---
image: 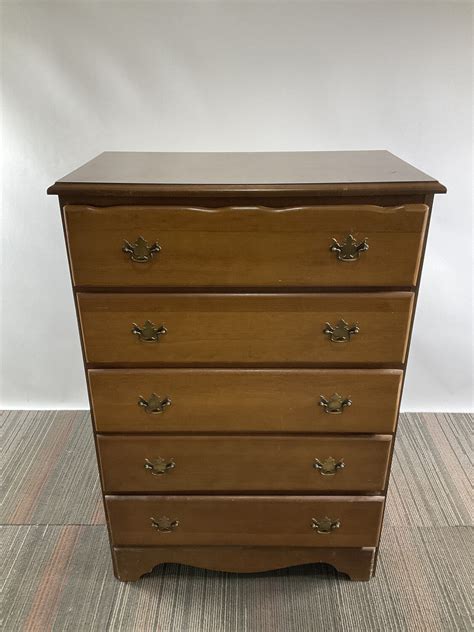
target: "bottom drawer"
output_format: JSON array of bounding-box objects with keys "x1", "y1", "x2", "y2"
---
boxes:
[{"x1": 106, "y1": 495, "x2": 384, "y2": 547}]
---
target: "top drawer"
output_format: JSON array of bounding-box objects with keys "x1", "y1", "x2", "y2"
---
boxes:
[{"x1": 63, "y1": 204, "x2": 428, "y2": 288}]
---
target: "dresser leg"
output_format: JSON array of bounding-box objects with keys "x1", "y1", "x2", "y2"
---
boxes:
[
  {"x1": 332, "y1": 547, "x2": 376, "y2": 581},
  {"x1": 112, "y1": 546, "x2": 376, "y2": 582},
  {"x1": 111, "y1": 547, "x2": 156, "y2": 582}
]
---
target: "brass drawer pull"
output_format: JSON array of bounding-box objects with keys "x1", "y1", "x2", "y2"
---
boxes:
[
  {"x1": 311, "y1": 517, "x2": 341, "y2": 534},
  {"x1": 319, "y1": 393, "x2": 352, "y2": 414},
  {"x1": 313, "y1": 457, "x2": 345, "y2": 476},
  {"x1": 132, "y1": 320, "x2": 167, "y2": 342},
  {"x1": 138, "y1": 393, "x2": 171, "y2": 414},
  {"x1": 144, "y1": 457, "x2": 176, "y2": 476},
  {"x1": 150, "y1": 516, "x2": 179, "y2": 532},
  {"x1": 122, "y1": 236, "x2": 161, "y2": 262},
  {"x1": 330, "y1": 234, "x2": 368, "y2": 261},
  {"x1": 323, "y1": 319, "x2": 359, "y2": 343}
]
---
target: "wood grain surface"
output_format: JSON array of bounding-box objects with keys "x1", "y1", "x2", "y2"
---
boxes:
[
  {"x1": 77, "y1": 292, "x2": 414, "y2": 366},
  {"x1": 112, "y1": 546, "x2": 376, "y2": 581},
  {"x1": 53, "y1": 151, "x2": 440, "y2": 185},
  {"x1": 105, "y1": 495, "x2": 385, "y2": 547},
  {"x1": 64, "y1": 204, "x2": 428, "y2": 288},
  {"x1": 88, "y1": 368, "x2": 403, "y2": 434},
  {"x1": 45, "y1": 150, "x2": 447, "y2": 583},
  {"x1": 97, "y1": 434, "x2": 392, "y2": 493}
]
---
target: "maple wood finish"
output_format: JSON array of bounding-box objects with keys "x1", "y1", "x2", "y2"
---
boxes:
[
  {"x1": 64, "y1": 204, "x2": 428, "y2": 288},
  {"x1": 48, "y1": 150, "x2": 446, "y2": 193},
  {"x1": 106, "y1": 495, "x2": 385, "y2": 547},
  {"x1": 112, "y1": 545, "x2": 376, "y2": 581},
  {"x1": 78, "y1": 292, "x2": 414, "y2": 366},
  {"x1": 97, "y1": 435, "x2": 392, "y2": 493},
  {"x1": 89, "y1": 368, "x2": 403, "y2": 434},
  {"x1": 49, "y1": 151, "x2": 445, "y2": 582},
  {"x1": 112, "y1": 546, "x2": 377, "y2": 581}
]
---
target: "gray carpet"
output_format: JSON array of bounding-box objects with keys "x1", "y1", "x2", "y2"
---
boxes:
[{"x1": 2, "y1": 411, "x2": 472, "y2": 631}]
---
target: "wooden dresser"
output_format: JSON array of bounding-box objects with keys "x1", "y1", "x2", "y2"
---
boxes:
[{"x1": 48, "y1": 151, "x2": 445, "y2": 581}]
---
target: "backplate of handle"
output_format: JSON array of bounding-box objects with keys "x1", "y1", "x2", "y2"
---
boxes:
[
  {"x1": 330, "y1": 235, "x2": 368, "y2": 261},
  {"x1": 131, "y1": 320, "x2": 167, "y2": 342},
  {"x1": 311, "y1": 517, "x2": 341, "y2": 534},
  {"x1": 313, "y1": 457, "x2": 345, "y2": 476},
  {"x1": 150, "y1": 516, "x2": 179, "y2": 532},
  {"x1": 138, "y1": 393, "x2": 171, "y2": 414},
  {"x1": 144, "y1": 457, "x2": 176, "y2": 476},
  {"x1": 123, "y1": 236, "x2": 161, "y2": 262},
  {"x1": 323, "y1": 319, "x2": 359, "y2": 343},
  {"x1": 319, "y1": 393, "x2": 352, "y2": 414}
]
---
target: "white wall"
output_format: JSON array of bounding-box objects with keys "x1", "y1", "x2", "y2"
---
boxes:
[{"x1": 1, "y1": 1, "x2": 472, "y2": 411}]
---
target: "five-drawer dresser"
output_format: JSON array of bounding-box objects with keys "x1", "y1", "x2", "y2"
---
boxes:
[{"x1": 48, "y1": 151, "x2": 446, "y2": 581}]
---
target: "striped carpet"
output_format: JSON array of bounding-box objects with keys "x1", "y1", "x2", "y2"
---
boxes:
[{"x1": 2, "y1": 411, "x2": 472, "y2": 632}]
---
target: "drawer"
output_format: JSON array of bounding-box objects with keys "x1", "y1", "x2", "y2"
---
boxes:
[
  {"x1": 105, "y1": 495, "x2": 385, "y2": 547},
  {"x1": 89, "y1": 369, "x2": 403, "y2": 434},
  {"x1": 78, "y1": 292, "x2": 414, "y2": 366},
  {"x1": 97, "y1": 435, "x2": 392, "y2": 493},
  {"x1": 64, "y1": 204, "x2": 428, "y2": 288}
]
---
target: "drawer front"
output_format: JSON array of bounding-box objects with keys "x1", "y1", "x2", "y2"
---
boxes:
[
  {"x1": 64, "y1": 204, "x2": 428, "y2": 288},
  {"x1": 78, "y1": 292, "x2": 414, "y2": 366},
  {"x1": 97, "y1": 435, "x2": 392, "y2": 493},
  {"x1": 105, "y1": 495, "x2": 385, "y2": 547},
  {"x1": 89, "y1": 369, "x2": 402, "y2": 433}
]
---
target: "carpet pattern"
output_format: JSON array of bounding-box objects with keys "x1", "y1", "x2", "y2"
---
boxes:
[{"x1": 1, "y1": 410, "x2": 472, "y2": 631}]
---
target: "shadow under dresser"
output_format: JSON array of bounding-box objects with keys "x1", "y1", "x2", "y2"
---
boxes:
[{"x1": 48, "y1": 150, "x2": 446, "y2": 581}]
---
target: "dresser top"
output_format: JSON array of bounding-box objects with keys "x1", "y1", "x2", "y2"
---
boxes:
[{"x1": 48, "y1": 150, "x2": 446, "y2": 196}]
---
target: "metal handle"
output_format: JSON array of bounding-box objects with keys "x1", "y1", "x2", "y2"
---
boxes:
[
  {"x1": 330, "y1": 235, "x2": 368, "y2": 261},
  {"x1": 313, "y1": 457, "x2": 345, "y2": 476},
  {"x1": 311, "y1": 517, "x2": 341, "y2": 534},
  {"x1": 131, "y1": 320, "x2": 167, "y2": 342},
  {"x1": 319, "y1": 393, "x2": 352, "y2": 414},
  {"x1": 150, "y1": 516, "x2": 179, "y2": 532},
  {"x1": 144, "y1": 457, "x2": 175, "y2": 476},
  {"x1": 323, "y1": 319, "x2": 359, "y2": 343},
  {"x1": 123, "y1": 236, "x2": 161, "y2": 262},
  {"x1": 138, "y1": 394, "x2": 171, "y2": 415}
]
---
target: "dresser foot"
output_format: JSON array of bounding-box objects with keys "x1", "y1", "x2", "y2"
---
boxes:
[
  {"x1": 334, "y1": 547, "x2": 376, "y2": 581},
  {"x1": 112, "y1": 546, "x2": 376, "y2": 582}
]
